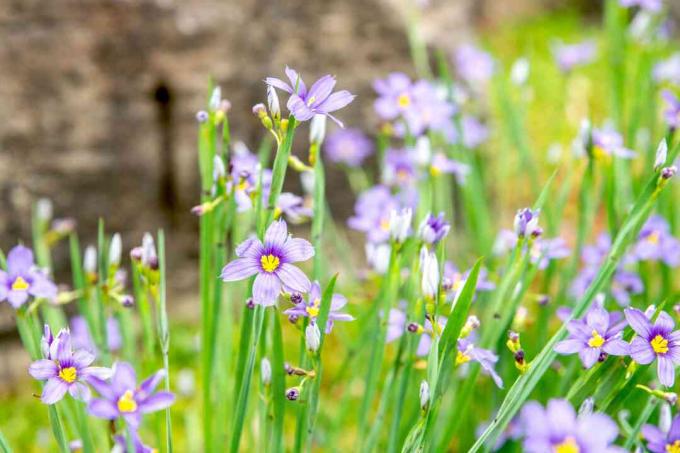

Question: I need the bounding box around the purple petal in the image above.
[55,331,73,363]
[576,413,619,446]
[264,220,288,247]
[630,337,655,364]
[87,376,115,400]
[139,391,175,413]
[81,366,113,380]
[264,77,293,94]
[220,258,260,282]
[579,347,600,369]
[285,66,306,96]
[545,399,577,438]
[73,349,95,368]
[111,362,137,396]
[330,294,348,311]
[519,401,550,439]
[625,308,652,338]
[28,274,57,300]
[307,75,336,105]
[565,320,592,340]
[668,415,680,442]
[586,306,609,333]
[655,311,675,334]
[123,412,142,429]
[41,378,68,404]
[282,238,314,263]
[68,382,91,401]
[235,237,262,258]
[277,264,311,294]
[641,424,666,447]
[318,90,355,112]
[602,338,629,356]
[139,370,166,397]
[7,290,29,308]
[287,95,315,121]
[29,359,58,380]
[554,339,584,354]
[658,355,676,387]
[7,245,34,275]
[416,335,432,356]
[252,272,282,306]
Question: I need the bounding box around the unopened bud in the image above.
[109,233,122,267]
[305,323,321,353]
[209,86,222,111]
[655,139,668,171]
[246,298,255,309]
[285,387,300,401]
[661,166,677,180]
[84,246,97,275]
[121,295,134,308]
[196,110,209,123]
[419,380,430,410]
[36,198,53,222]
[252,103,267,118]
[310,114,327,145]
[267,85,281,120]
[261,358,272,385]
[130,247,143,262]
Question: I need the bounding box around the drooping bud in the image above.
[389,208,412,243]
[252,103,267,118]
[654,138,668,171]
[419,380,430,410]
[305,322,321,353]
[261,358,272,386]
[661,166,677,180]
[109,233,122,267]
[130,246,143,262]
[196,110,209,123]
[285,387,300,401]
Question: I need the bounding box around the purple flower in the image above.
[592,125,636,160]
[283,281,353,333]
[266,66,355,126]
[552,40,597,72]
[276,193,313,224]
[347,185,400,243]
[402,80,456,136]
[430,153,470,183]
[373,72,415,121]
[386,308,407,343]
[530,237,571,270]
[28,328,112,404]
[634,215,680,266]
[459,115,490,149]
[383,149,418,186]
[416,317,446,356]
[455,44,495,85]
[642,413,680,453]
[620,0,662,12]
[418,212,450,245]
[625,308,680,387]
[88,362,174,428]
[71,316,122,354]
[519,399,623,453]
[113,429,156,453]
[662,90,680,130]
[324,128,374,167]
[455,337,503,388]
[0,245,57,308]
[514,208,541,238]
[554,305,629,368]
[654,53,680,85]
[442,261,495,300]
[221,220,314,306]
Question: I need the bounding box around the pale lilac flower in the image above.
[266,66,355,126]
[420,247,440,299]
[324,128,374,167]
[221,220,314,306]
[530,237,571,270]
[442,262,495,301]
[382,149,418,186]
[514,208,541,238]
[662,90,680,130]
[554,305,629,368]
[29,328,111,404]
[519,399,624,452]
[113,429,156,453]
[71,316,122,354]
[654,53,680,85]
[455,44,495,85]
[418,212,450,245]
[592,125,636,159]
[626,308,680,387]
[642,413,680,453]
[88,362,174,428]
[348,185,400,243]
[389,208,412,243]
[276,193,312,224]
[460,116,490,148]
[552,40,597,72]
[386,308,407,343]
[402,80,456,135]
[283,281,353,333]
[430,153,470,184]
[493,229,519,255]
[633,215,680,266]
[373,72,415,121]
[455,337,503,388]
[620,0,662,12]
[0,245,57,308]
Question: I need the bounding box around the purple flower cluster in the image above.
[454,44,495,86]
[324,128,374,167]
[552,40,597,72]
[284,281,353,333]
[0,245,57,309]
[633,215,680,266]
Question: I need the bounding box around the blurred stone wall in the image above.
[0,0,478,256]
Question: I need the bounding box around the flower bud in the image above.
[213,156,226,182]
[389,208,412,243]
[130,247,143,262]
[305,322,321,353]
[84,246,97,275]
[290,292,303,305]
[209,86,222,111]
[109,233,122,267]
[420,247,439,300]
[655,138,668,171]
[36,198,53,222]
[407,323,420,333]
[661,166,677,180]
[142,233,157,267]
[510,57,530,86]
[267,85,281,120]
[246,298,255,309]
[121,295,134,308]
[310,114,327,145]
[513,208,540,238]
[419,380,430,410]
[578,397,594,417]
[196,110,209,123]
[252,103,267,118]
[261,358,272,386]
[418,212,450,245]
[285,387,300,401]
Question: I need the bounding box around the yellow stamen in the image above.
[429,165,441,177]
[260,254,280,273]
[58,367,77,383]
[666,440,680,453]
[380,218,390,231]
[117,390,138,413]
[307,96,316,106]
[397,93,411,108]
[593,146,612,164]
[11,276,30,291]
[651,334,669,354]
[554,436,580,453]
[306,299,321,318]
[587,330,605,348]
[455,350,471,366]
[647,231,660,245]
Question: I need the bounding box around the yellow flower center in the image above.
[429,165,441,177]
[237,180,249,191]
[117,390,138,413]
[554,436,580,453]
[455,350,471,366]
[58,367,77,383]
[11,276,30,291]
[666,440,680,453]
[592,146,612,164]
[451,275,464,292]
[380,218,391,231]
[651,334,669,354]
[587,330,605,348]
[307,96,317,106]
[647,231,661,245]
[260,254,280,273]
[397,93,411,108]
[306,299,320,318]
